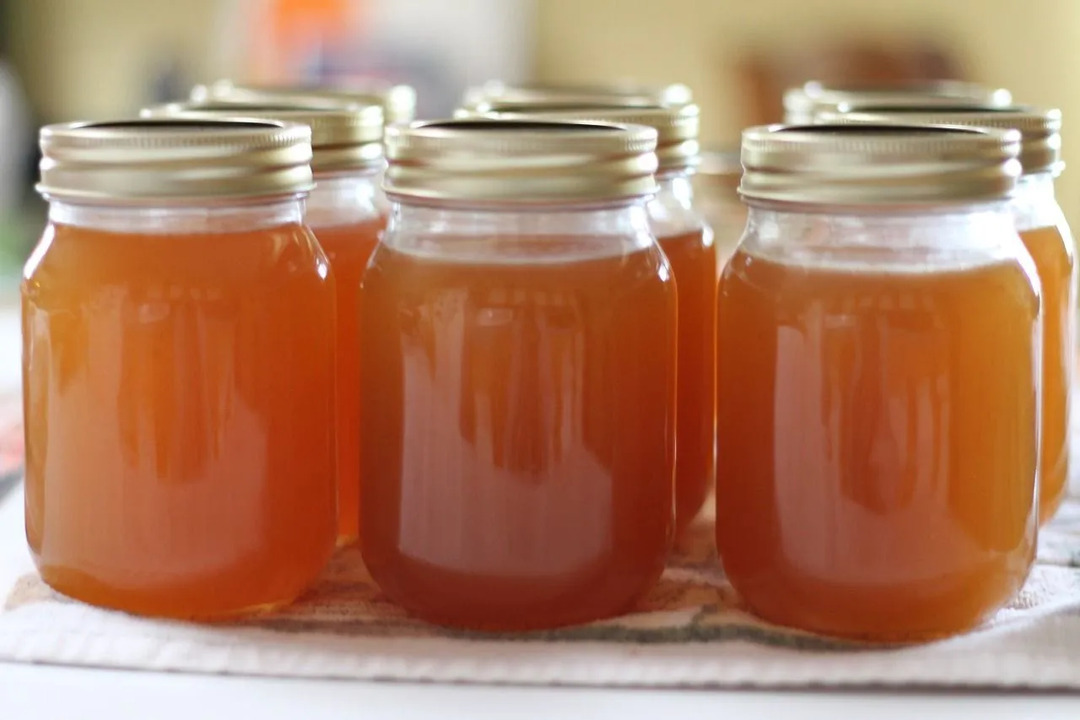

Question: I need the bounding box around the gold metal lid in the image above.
[142,100,384,174]
[38,119,314,204]
[383,119,659,205]
[740,124,1022,206]
[783,80,1013,123]
[192,79,417,124]
[466,103,698,173]
[460,81,692,111]
[819,105,1062,175]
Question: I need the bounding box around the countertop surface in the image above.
[3,661,1080,720]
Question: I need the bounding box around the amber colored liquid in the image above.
[22,221,337,619]
[716,250,1039,641]
[658,229,717,529]
[312,219,384,543]
[1018,224,1076,523]
[359,242,676,630]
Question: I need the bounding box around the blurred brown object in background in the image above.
[736,39,960,125]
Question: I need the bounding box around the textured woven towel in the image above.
[1,479,1079,690]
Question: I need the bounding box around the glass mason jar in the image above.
[471,102,715,532]
[694,149,746,271]
[192,80,416,217]
[361,119,676,630]
[23,120,336,619]
[717,124,1038,641]
[1014,171,1078,514]
[829,106,1075,524]
[782,79,1012,124]
[146,100,387,544]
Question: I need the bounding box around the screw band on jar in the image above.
[783,80,1013,123]
[37,119,315,204]
[460,81,693,112]
[193,78,418,125]
[142,101,385,175]
[820,106,1063,176]
[383,119,660,204]
[739,123,1022,206]
[465,103,699,175]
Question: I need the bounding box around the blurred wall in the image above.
[9,0,224,120]
[8,0,532,120]
[536,0,1080,229]
[9,0,1080,225]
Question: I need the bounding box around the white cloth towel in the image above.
[1,482,1079,690]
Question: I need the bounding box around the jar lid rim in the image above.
[739,123,1022,205]
[383,118,661,203]
[37,118,315,202]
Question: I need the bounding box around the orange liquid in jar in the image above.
[22,221,337,619]
[359,242,676,630]
[716,250,1038,640]
[657,228,717,530]
[1018,224,1076,523]
[311,218,384,543]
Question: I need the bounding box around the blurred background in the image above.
[1,0,1079,283]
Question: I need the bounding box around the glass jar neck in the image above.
[305,169,381,228]
[650,168,708,238]
[1011,171,1066,233]
[47,197,304,234]
[740,201,1023,270]
[384,198,655,262]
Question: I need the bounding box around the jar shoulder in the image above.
[24,220,330,295]
[737,205,1029,269]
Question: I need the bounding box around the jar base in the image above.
[365,551,666,632]
[35,562,320,622]
[737,596,996,644]
[726,563,1032,644]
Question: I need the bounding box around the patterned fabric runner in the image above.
[1,491,1079,688]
